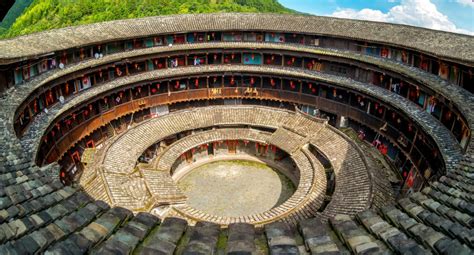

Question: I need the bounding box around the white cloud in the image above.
[330,0,473,35]
[457,0,474,8]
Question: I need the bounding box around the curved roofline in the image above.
[0,13,473,64]
[25,64,462,173]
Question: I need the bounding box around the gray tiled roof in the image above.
[0,13,473,64]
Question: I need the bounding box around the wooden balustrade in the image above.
[39,87,443,178]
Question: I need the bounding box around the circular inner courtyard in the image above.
[177,160,296,217]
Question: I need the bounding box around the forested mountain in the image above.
[0,0,294,38]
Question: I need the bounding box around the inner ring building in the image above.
[0,13,472,254]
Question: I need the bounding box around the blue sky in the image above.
[279,0,474,35]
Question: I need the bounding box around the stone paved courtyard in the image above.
[177,160,295,217]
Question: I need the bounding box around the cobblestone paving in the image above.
[178,160,295,218]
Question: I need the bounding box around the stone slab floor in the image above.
[177,160,295,217]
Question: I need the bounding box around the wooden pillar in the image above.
[56,84,63,98]
[450,116,457,132]
[71,50,76,63]
[422,93,428,110]
[408,128,418,156]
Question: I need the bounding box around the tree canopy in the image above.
[0,0,294,38]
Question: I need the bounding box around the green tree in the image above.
[0,0,294,38]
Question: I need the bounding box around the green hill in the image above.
[0,0,294,38]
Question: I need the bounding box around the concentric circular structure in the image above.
[0,13,472,254]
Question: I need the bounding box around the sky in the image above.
[279,0,474,35]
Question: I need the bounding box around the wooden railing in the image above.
[40,87,445,179]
